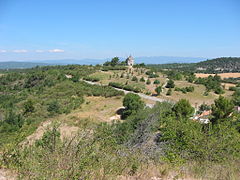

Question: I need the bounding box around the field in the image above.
[195,73,240,79]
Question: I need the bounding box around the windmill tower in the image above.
[127,55,134,67]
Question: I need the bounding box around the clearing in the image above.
[195,73,240,79]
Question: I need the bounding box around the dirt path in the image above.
[0,169,15,180]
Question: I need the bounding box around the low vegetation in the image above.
[1,60,240,179]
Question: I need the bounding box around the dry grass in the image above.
[90,70,234,106]
[160,81,234,106]
[195,73,240,79]
[67,96,123,123]
[21,96,123,146]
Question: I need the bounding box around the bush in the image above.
[23,99,35,114]
[131,76,138,82]
[140,77,145,82]
[153,79,160,84]
[122,93,145,119]
[166,79,175,88]
[155,86,162,95]
[229,86,237,91]
[47,101,60,114]
[172,99,194,118]
[83,76,100,82]
[146,79,151,85]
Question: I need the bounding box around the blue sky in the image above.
[0,0,239,61]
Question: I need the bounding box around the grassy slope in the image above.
[90,69,234,105]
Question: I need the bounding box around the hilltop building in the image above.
[126,55,134,67]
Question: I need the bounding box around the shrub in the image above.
[23,99,35,114]
[211,96,234,125]
[155,86,162,95]
[172,99,194,118]
[140,77,145,82]
[146,79,151,85]
[153,79,160,84]
[166,79,175,88]
[47,101,60,114]
[83,76,100,82]
[131,76,138,82]
[122,93,145,118]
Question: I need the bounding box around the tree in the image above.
[198,103,211,112]
[131,76,138,82]
[146,79,151,85]
[166,79,175,88]
[140,77,145,82]
[23,99,35,114]
[153,79,160,84]
[110,57,120,66]
[233,89,240,106]
[122,93,144,118]
[172,99,194,118]
[214,87,225,95]
[211,96,234,124]
[155,86,162,95]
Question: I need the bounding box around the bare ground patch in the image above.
[195,73,240,79]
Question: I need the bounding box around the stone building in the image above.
[126,55,134,67]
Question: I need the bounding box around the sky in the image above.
[0,0,240,61]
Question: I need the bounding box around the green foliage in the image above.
[83,76,100,82]
[47,101,60,114]
[35,124,61,152]
[211,96,234,125]
[233,89,240,106]
[140,77,145,82]
[147,57,240,74]
[153,79,160,84]
[122,93,145,118]
[108,82,141,93]
[166,79,175,88]
[155,86,162,95]
[146,79,151,85]
[195,75,224,94]
[175,86,194,94]
[103,57,127,67]
[185,73,196,83]
[172,99,194,118]
[0,110,24,132]
[131,76,138,82]
[23,99,35,114]
[0,65,123,147]
[145,71,159,78]
[198,103,211,112]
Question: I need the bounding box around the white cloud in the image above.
[0,50,7,53]
[48,49,65,53]
[13,49,28,53]
[35,50,45,53]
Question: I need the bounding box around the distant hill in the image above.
[195,57,240,73]
[0,61,50,69]
[0,56,206,69]
[148,57,240,73]
[135,56,205,64]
